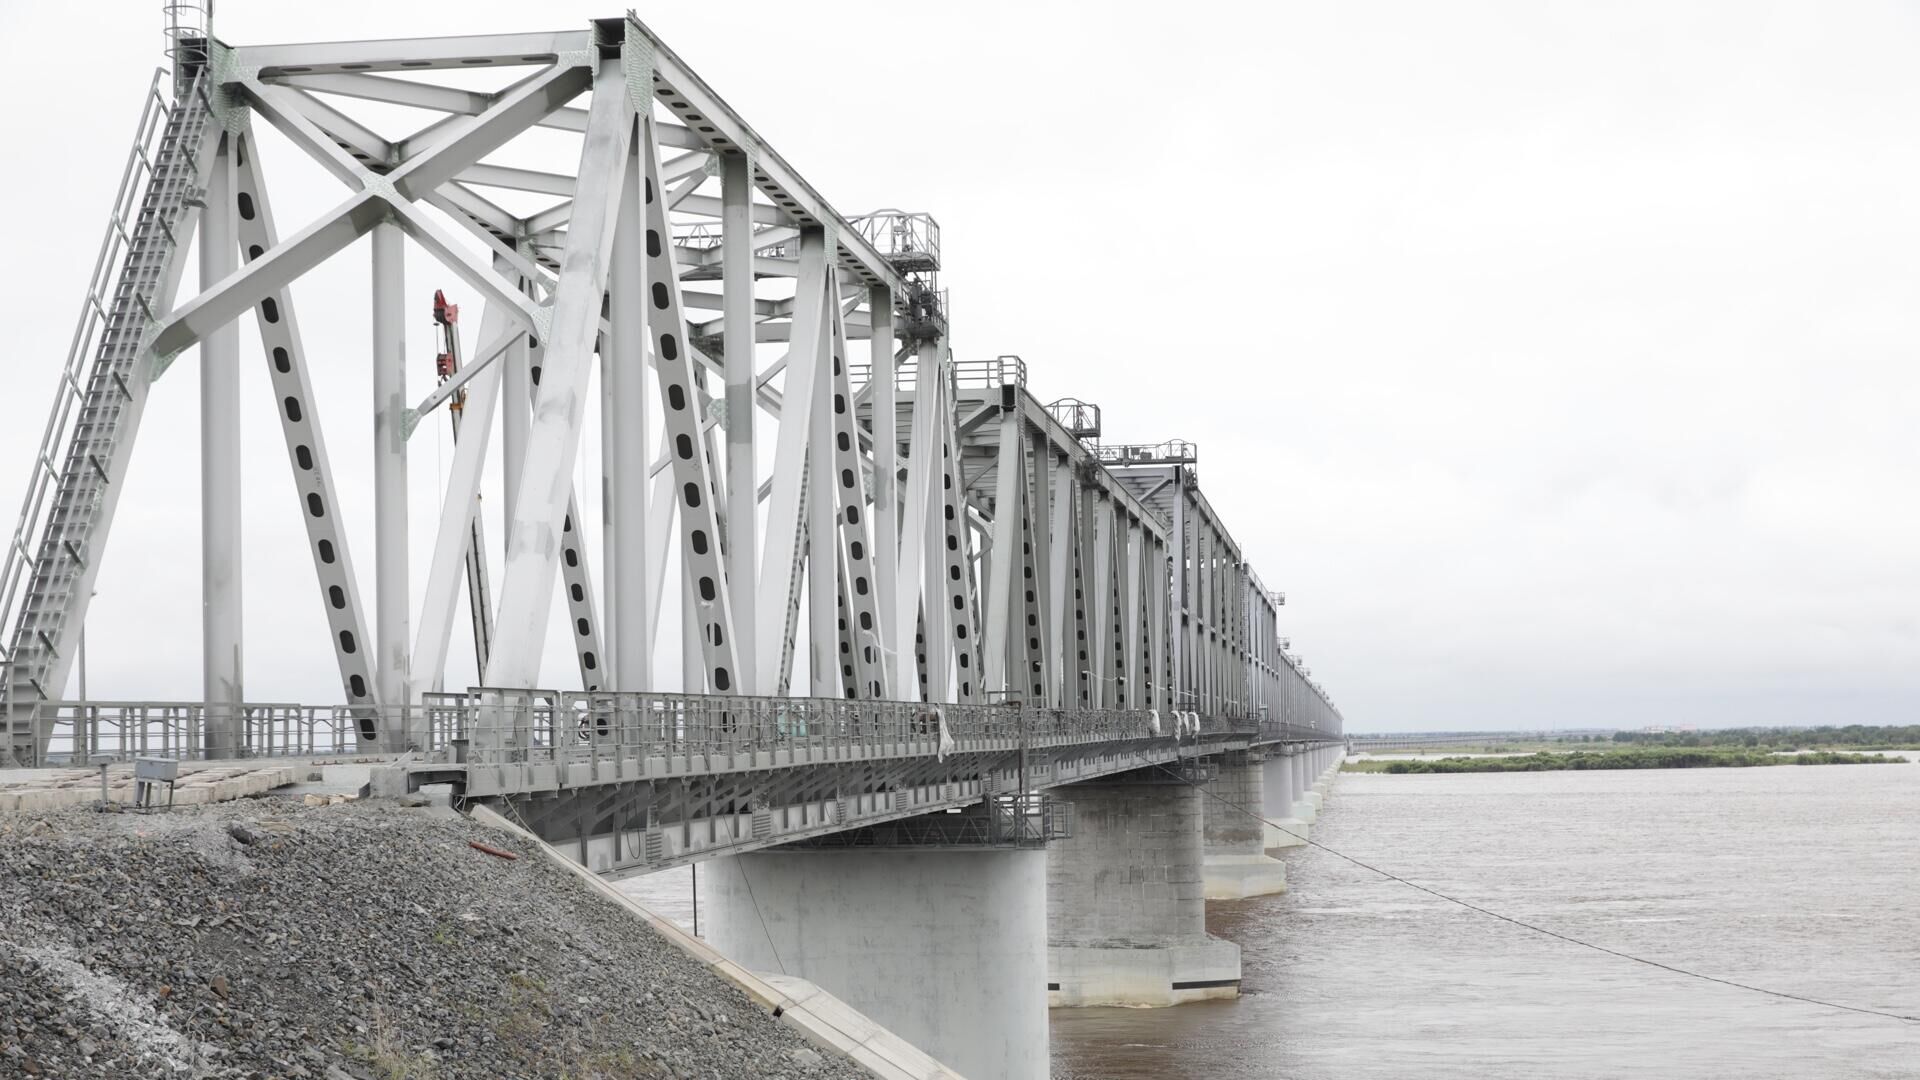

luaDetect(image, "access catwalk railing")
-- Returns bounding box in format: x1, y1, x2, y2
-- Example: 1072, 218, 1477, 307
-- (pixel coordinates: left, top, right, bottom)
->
1093, 440, 1199, 466
22, 692, 1339, 767
0, 69, 181, 678
845, 354, 1026, 395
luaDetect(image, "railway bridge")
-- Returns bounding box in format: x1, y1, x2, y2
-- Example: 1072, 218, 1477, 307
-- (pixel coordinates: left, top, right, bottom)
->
0, 10, 1347, 1078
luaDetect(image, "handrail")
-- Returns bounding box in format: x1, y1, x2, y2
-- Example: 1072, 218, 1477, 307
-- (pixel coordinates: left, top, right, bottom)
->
0, 69, 174, 670
17, 692, 1340, 767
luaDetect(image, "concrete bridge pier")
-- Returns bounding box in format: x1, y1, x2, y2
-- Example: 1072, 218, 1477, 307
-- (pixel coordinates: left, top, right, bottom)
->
1261, 747, 1311, 852
700, 846, 1049, 1080
1201, 751, 1288, 899
1047, 772, 1241, 1006
1292, 747, 1320, 823
1306, 743, 1340, 806
1315, 744, 1343, 792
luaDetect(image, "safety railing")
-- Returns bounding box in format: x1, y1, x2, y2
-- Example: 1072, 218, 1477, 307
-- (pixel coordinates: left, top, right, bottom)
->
464, 691, 1011, 768
1044, 398, 1102, 439
28, 701, 369, 765
846, 354, 1025, 395
12, 693, 1336, 767
847, 210, 941, 272
1093, 439, 1199, 466
0, 69, 178, 677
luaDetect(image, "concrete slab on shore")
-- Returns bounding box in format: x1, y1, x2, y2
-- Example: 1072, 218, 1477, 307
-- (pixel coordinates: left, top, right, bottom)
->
0, 762, 297, 811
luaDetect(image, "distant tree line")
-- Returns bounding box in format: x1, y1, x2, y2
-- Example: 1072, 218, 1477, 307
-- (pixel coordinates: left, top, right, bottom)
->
1607, 725, 1920, 750
1357, 748, 1901, 774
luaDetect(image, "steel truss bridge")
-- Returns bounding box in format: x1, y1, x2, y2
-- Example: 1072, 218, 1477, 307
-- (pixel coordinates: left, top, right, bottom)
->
0, 8, 1345, 869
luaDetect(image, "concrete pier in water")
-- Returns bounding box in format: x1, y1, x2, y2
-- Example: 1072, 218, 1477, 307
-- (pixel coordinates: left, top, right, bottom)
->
1045, 773, 1243, 1006
1202, 750, 1291, 899
1262, 746, 1314, 852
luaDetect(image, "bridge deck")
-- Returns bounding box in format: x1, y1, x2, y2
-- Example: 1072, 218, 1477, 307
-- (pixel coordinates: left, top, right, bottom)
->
24, 693, 1341, 875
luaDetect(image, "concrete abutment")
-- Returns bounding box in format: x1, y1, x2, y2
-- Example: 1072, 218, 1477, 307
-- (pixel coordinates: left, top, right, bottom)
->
700, 847, 1050, 1080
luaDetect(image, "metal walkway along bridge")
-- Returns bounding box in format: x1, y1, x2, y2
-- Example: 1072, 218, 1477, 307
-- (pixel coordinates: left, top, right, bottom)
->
0, 10, 1347, 1078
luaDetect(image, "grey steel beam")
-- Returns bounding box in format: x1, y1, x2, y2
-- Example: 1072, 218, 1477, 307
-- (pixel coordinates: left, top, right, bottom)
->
826, 294, 885, 697
629, 16, 904, 293
233, 130, 379, 732
720, 153, 757, 692
264, 70, 707, 149
152, 191, 389, 358
388, 62, 593, 202
756, 230, 829, 694
639, 115, 742, 696
240, 31, 593, 76
805, 265, 839, 699
867, 288, 899, 693
242, 81, 387, 184
200, 133, 243, 758
484, 56, 633, 690
608, 139, 650, 692
371, 220, 409, 742
458, 162, 575, 197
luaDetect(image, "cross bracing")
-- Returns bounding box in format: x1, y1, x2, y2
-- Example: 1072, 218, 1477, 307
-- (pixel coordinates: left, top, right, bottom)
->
0, 14, 1344, 797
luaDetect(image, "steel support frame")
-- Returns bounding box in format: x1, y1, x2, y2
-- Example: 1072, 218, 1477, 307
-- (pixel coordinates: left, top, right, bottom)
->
757, 229, 830, 695
231, 129, 379, 737
484, 53, 634, 691
824, 292, 886, 699
634, 113, 741, 694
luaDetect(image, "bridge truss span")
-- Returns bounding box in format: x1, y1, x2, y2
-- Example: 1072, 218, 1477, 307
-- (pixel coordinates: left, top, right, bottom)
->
2, 10, 1347, 820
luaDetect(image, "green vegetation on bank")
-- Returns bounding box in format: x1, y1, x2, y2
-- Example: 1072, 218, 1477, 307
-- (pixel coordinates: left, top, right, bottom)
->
1341, 747, 1907, 774
1606, 725, 1920, 751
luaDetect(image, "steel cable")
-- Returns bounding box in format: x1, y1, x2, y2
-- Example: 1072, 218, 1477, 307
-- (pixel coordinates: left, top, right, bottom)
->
1151, 759, 1920, 1025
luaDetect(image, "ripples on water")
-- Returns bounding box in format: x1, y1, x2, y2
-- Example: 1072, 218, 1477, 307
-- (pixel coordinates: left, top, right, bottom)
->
1051, 762, 1920, 1079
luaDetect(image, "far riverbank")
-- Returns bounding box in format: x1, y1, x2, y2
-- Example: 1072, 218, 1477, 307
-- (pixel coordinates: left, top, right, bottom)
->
1341, 747, 1908, 774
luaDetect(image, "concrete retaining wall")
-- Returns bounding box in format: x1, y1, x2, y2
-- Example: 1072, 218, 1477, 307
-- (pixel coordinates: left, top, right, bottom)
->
470, 806, 966, 1080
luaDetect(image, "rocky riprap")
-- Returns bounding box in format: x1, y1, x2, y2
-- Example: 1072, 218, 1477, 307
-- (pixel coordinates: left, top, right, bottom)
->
0, 800, 864, 1079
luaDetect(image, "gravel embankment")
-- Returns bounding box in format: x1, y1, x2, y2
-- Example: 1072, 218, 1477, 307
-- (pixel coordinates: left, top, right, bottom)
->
0, 800, 864, 1079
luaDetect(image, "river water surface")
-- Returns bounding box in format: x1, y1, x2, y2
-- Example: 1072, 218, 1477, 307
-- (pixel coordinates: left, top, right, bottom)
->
1050, 760, 1920, 1079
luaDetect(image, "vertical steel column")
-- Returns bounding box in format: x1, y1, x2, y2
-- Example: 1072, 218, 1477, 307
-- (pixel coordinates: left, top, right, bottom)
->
682, 562, 704, 692
601, 339, 617, 668
1122, 520, 1143, 707
371, 220, 409, 739
868, 286, 898, 690
892, 339, 942, 697
983, 406, 1025, 693
1149, 535, 1168, 714
609, 138, 650, 691
1088, 498, 1113, 708
721, 153, 757, 692
806, 265, 841, 699
502, 264, 531, 529
824, 296, 885, 697
200, 133, 242, 757
757, 228, 828, 693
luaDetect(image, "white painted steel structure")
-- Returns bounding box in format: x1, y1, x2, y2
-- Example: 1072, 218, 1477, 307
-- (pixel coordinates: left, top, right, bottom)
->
0, 14, 1343, 788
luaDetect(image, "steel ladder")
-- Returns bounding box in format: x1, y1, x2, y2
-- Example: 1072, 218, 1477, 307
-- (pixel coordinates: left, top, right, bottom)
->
0, 70, 215, 763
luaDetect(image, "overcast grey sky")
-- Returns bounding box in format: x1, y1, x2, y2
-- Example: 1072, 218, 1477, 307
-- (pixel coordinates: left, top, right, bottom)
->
1, 1, 1915, 731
